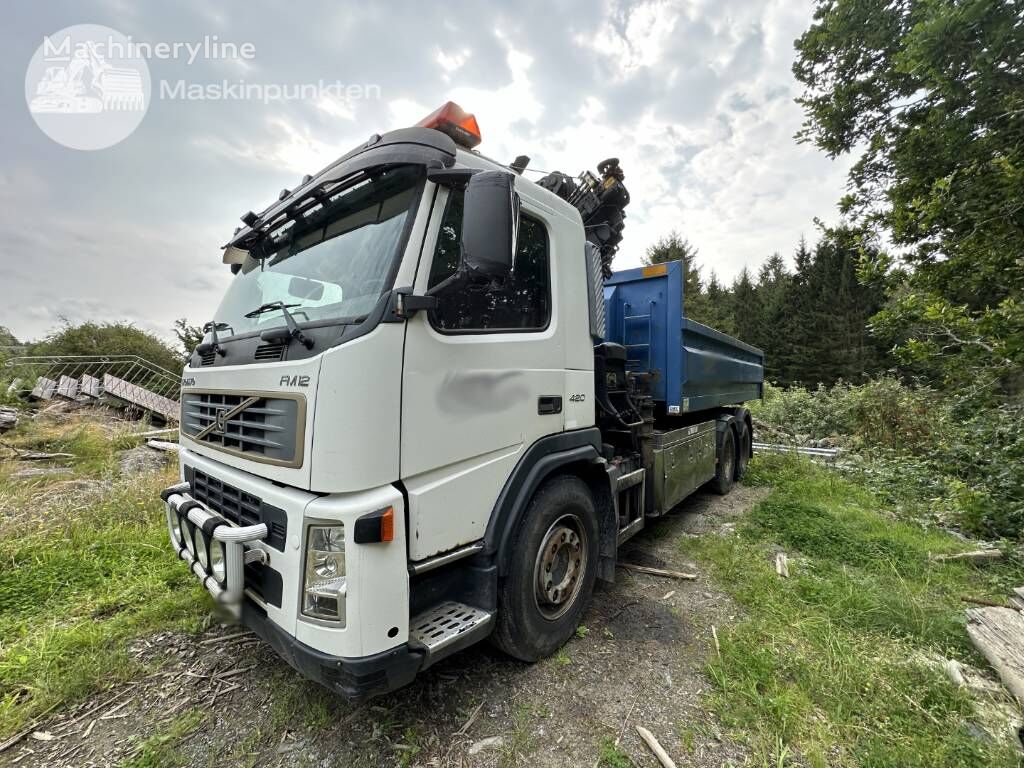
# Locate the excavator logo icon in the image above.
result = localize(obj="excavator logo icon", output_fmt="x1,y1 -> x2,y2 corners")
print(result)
29,41 -> 145,115
25,24 -> 151,151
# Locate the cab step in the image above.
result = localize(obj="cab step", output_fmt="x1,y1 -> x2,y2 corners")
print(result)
409,601 -> 493,668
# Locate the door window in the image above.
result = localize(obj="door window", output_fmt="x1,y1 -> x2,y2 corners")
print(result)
427,189 -> 551,332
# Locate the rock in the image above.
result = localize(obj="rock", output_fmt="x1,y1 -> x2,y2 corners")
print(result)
468,736 -> 505,755
0,406 -> 17,432
118,445 -> 172,475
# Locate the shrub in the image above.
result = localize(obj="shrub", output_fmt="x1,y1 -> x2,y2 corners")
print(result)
752,376 -> 940,452
752,380 -> 1024,541
29,321 -> 183,373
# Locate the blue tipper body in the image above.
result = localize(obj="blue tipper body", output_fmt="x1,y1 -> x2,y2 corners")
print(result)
603,260 -> 764,414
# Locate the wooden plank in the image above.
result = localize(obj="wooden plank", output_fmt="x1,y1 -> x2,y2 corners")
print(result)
931,549 -> 1003,563
56,375 -> 79,400
617,562 -> 698,580
965,607 -> 1024,708
101,374 -> 180,421
29,377 -> 56,401
146,439 -> 180,453
79,374 -> 102,398
636,726 -> 677,768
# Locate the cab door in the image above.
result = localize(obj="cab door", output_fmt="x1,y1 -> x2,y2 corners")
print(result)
400,185 -> 566,561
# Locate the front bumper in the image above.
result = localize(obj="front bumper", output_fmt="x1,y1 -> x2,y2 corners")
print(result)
161,482 -> 268,607
162,454 -> 416,694
241,600 -> 423,698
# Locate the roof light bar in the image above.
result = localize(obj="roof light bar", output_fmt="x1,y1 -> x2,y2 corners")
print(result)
416,101 -> 482,149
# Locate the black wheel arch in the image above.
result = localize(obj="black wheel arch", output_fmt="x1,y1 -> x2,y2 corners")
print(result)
716,407 -> 752,458
483,428 -> 615,579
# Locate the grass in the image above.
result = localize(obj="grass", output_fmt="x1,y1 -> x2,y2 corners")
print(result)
0,413 -> 210,739
684,452 -> 1024,767
120,710 -> 205,768
597,737 -> 634,767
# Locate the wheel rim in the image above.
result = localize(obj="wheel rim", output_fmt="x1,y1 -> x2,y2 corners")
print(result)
533,513 -> 588,620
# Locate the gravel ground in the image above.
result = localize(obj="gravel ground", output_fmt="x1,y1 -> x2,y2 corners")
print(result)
1,485 -> 767,768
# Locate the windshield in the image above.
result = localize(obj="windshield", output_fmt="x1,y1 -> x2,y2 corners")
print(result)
213,165 -> 422,338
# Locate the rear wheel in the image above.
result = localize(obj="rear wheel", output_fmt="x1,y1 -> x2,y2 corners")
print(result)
492,476 -> 599,662
735,420 -> 751,480
712,428 -> 736,495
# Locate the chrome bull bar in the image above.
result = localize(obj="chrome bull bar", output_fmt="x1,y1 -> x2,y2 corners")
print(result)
161,481 -> 268,605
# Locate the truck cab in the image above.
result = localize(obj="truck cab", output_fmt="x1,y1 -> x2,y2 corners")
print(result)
163,103 -> 763,697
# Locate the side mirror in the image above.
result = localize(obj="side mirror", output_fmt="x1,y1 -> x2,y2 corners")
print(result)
460,171 -> 518,280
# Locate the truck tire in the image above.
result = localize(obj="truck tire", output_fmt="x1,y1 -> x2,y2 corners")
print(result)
492,475 -> 599,662
712,428 -> 736,495
734,420 -> 751,480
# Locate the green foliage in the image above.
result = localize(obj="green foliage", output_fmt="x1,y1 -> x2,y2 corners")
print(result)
0,475 -> 209,737
29,321 -> 184,372
686,454 -> 1023,767
794,0 -> 1024,393
0,326 -> 20,347
597,738 -> 634,767
0,415 -> 210,738
870,286 -> 1024,394
752,379 -> 1024,539
172,318 -> 205,359
0,326 -> 24,368
751,378 -> 935,450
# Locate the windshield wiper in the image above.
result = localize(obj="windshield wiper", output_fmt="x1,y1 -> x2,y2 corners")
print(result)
244,301 -> 314,350
196,321 -> 230,358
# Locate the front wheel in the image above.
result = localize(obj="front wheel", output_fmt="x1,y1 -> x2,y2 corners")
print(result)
492,476 -> 599,662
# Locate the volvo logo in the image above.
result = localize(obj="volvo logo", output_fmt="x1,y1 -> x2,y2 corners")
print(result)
193,396 -> 260,441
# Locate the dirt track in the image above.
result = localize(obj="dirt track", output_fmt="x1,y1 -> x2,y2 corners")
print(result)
3,485 -> 765,768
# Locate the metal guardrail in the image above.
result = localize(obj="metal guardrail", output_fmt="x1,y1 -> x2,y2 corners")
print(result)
3,355 -> 182,421
4,355 -> 181,400
752,442 -> 841,460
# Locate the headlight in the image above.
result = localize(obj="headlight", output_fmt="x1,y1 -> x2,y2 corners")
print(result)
302,525 -> 346,623
168,509 -> 183,548
181,518 -> 196,559
195,530 -> 210,570
209,540 -> 226,584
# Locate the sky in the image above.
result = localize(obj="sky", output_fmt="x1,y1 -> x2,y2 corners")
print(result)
0,0 -> 850,344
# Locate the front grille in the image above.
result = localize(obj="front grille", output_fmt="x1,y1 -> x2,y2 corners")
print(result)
180,390 -> 304,467
187,467 -> 287,550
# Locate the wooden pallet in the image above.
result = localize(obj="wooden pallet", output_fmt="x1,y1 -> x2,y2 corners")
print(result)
56,375 -> 80,400
101,374 -> 180,422
30,377 -> 57,400
79,374 -> 102,398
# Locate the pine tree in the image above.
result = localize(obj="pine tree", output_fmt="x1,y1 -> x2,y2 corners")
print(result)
754,253 -> 793,383
701,272 -> 735,334
644,231 -> 709,323
730,267 -> 761,345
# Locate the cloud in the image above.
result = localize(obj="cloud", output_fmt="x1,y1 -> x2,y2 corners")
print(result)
0,0 -> 850,343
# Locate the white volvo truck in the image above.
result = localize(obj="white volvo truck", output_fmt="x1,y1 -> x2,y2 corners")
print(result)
163,102 -> 764,697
